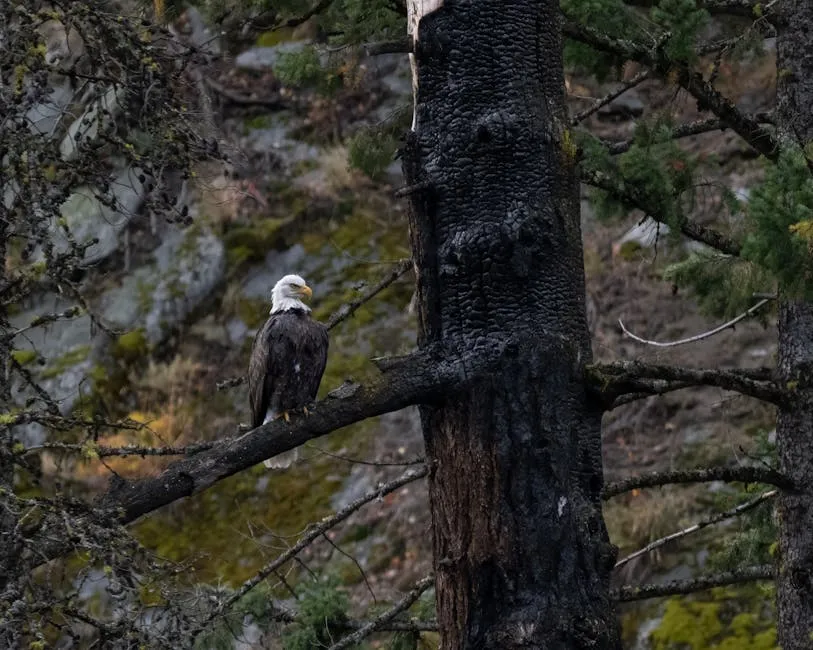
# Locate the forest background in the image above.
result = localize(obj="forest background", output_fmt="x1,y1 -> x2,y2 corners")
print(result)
0,0 -> 806,648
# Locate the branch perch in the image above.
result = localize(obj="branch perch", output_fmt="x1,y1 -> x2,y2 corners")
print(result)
603,466 -> 793,498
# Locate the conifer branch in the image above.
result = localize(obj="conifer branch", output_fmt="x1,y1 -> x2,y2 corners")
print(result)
562,21 -> 779,161
606,117 -> 724,155
579,168 -> 742,256
327,576 -> 435,650
590,361 -> 783,404
603,466 -> 793,498
612,565 -> 775,602
615,489 -> 777,568
618,297 -> 773,347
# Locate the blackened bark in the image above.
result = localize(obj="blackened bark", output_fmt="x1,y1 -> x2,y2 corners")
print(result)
775,3 -> 813,648
403,2 -> 618,648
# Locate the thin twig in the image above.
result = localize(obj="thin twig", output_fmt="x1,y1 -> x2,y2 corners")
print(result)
327,576 -> 434,650
619,298 -> 773,348
194,466 -> 428,638
571,70 -> 651,126
615,490 -> 777,568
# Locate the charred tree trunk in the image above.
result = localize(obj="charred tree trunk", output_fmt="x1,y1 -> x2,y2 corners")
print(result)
403,1 -> 618,648
775,3 -> 813,647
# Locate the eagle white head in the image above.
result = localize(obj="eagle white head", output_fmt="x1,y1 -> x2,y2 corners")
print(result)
271,274 -> 313,314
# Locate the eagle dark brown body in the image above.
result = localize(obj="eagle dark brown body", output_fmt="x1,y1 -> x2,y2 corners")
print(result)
248,308 -> 329,429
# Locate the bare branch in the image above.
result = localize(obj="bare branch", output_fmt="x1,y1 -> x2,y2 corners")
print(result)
615,490 -> 777,568
612,565 -> 775,602
589,361 -> 783,405
24,439 -> 222,458
196,465 -> 428,638
603,466 -> 793,499
570,69 -> 652,126
327,576 -> 435,650
327,258 -> 413,329
619,298 -> 773,348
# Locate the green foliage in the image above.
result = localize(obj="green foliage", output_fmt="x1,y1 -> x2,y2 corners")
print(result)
741,147 -> 813,300
651,586 -> 778,650
325,0 -> 404,44
561,0 -> 644,79
650,0 -> 709,62
348,106 -> 410,180
663,253 -> 773,320
589,117 -> 696,228
282,577 -> 351,650
276,46 -> 343,96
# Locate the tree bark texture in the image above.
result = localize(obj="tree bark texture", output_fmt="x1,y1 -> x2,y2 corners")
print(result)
403,2 -> 619,648
775,3 -> 813,648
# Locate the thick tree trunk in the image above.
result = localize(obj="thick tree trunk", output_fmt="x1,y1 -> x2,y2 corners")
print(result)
774,3 -> 813,648
403,2 -> 618,648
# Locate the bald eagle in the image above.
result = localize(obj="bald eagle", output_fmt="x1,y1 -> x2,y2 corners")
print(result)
248,274 -> 329,469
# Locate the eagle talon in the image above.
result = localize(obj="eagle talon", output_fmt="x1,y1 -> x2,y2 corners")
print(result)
282,411 -> 290,423
302,406 -> 310,417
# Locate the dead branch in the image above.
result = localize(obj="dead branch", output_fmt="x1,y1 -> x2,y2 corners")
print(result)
589,361 -> 783,405
326,258 -> 413,329
603,466 -> 793,498
570,69 -> 651,126
327,576 -> 435,650
618,297 -> 773,348
612,565 -> 775,602
615,490 -> 777,568
195,465 -> 428,638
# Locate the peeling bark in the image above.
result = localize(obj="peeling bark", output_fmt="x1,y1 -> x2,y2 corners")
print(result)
403,2 -> 618,647
774,2 -> 813,648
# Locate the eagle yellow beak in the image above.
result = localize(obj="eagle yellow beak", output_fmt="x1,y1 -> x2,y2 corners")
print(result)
299,284 -> 313,301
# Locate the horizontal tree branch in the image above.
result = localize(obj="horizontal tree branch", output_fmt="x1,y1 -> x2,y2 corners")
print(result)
603,465 -> 794,498
98,334 -> 527,523
579,168 -> 743,256
606,117 -> 723,155
613,565 -> 775,602
588,361 -> 783,405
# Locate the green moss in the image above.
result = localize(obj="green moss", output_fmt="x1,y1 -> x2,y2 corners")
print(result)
113,328 -> 149,362
11,348 -> 38,366
224,218 -> 292,270
243,115 -> 272,131
651,586 -> 778,650
256,27 -> 296,47
41,345 -> 91,379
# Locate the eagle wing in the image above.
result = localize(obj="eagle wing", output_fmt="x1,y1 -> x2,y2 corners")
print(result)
248,316 -> 286,429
